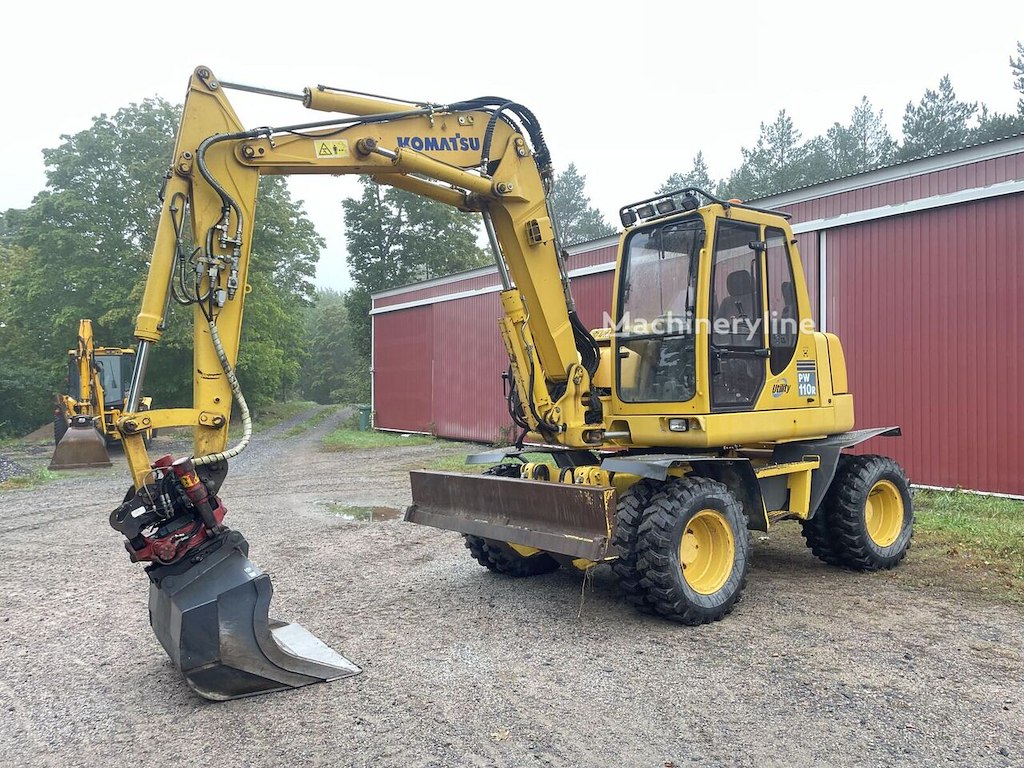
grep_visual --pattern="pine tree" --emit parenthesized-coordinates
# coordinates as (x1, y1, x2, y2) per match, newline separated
(899, 75, 977, 161)
(825, 97, 897, 176)
(548, 164, 614, 245)
(722, 111, 808, 198)
(657, 152, 715, 194)
(1013, 41, 1024, 114)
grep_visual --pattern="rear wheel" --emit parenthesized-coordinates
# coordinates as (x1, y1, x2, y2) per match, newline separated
(822, 454, 913, 571)
(635, 477, 749, 625)
(463, 463, 561, 577)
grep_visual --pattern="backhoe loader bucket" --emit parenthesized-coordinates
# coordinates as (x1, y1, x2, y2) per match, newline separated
(48, 415, 112, 470)
(148, 530, 360, 700)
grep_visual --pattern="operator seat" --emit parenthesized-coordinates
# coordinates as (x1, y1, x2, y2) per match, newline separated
(716, 270, 756, 346)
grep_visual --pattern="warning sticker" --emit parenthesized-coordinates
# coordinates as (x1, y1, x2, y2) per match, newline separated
(315, 139, 349, 159)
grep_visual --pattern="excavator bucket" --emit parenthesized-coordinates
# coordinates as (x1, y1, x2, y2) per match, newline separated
(148, 530, 360, 700)
(49, 415, 112, 470)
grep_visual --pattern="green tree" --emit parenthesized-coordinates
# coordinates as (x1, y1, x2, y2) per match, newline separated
(972, 104, 1024, 144)
(0, 243, 55, 437)
(300, 289, 368, 404)
(824, 97, 897, 176)
(971, 46, 1024, 143)
(898, 75, 977, 161)
(722, 110, 809, 198)
(657, 152, 715, 194)
(548, 163, 614, 245)
(1013, 41, 1024, 114)
(342, 178, 487, 356)
(0, 98, 322, 421)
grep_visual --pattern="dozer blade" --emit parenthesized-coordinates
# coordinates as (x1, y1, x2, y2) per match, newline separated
(48, 416, 112, 470)
(148, 530, 360, 701)
(406, 470, 617, 561)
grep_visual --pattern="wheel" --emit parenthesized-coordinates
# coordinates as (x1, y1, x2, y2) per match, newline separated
(822, 454, 913, 571)
(635, 476, 750, 625)
(800, 505, 844, 566)
(463, 463, 561, 577)
(53, 411, 68, 445)
(610, 479, 659, 611)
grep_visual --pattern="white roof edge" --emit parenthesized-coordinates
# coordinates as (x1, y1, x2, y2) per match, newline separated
(370, 233, 621, 302)
(752, 133, 1024, 209)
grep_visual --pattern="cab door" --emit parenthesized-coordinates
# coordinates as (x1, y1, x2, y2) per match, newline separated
(708, 218, 767, 410)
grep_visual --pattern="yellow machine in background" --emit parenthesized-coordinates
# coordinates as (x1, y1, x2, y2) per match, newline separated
(50, 319, 152, 470)
(105, 67, 913, 702)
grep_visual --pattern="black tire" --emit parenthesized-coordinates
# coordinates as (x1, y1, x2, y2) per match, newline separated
(463, 464, 561, 577)
(635, 477, 750, 625)
(53, 411, 68, 446)
(822, 454, 913, 571)
(610, 479, 659, 611)
(800, 505, 844, 566)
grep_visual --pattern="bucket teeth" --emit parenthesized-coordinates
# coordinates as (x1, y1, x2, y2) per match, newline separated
(49, 418, 112, 470)
(148, 531, 360, 700)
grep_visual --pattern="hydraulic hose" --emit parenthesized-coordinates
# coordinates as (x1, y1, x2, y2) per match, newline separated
(192, 318, 252, 466)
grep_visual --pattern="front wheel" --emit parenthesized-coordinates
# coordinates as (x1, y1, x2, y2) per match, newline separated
(462, 463, 560, 578)
(823, 454, 913, 571)
(635, 477, 750, 625)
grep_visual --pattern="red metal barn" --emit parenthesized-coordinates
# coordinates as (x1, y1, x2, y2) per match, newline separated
(372, 135, 1024, 495)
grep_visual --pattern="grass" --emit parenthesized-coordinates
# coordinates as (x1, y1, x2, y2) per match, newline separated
(912, 488, 1024, 586)
(0, 468, 61, 491)
(322, 428, 434, 452)
(424, 451, 558, 473)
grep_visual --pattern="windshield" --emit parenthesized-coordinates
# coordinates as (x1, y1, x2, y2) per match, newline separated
(616, 217, 704, 403)
(95, 355, 124, 405)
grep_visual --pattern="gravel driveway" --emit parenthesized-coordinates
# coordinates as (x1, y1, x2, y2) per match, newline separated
(1, 407, 1021, 767)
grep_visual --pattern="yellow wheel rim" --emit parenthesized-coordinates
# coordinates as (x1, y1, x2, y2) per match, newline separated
(679, 509, 736, 595)
(865, 479, 904, 547)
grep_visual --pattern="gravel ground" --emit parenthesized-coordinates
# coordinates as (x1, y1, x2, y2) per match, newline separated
(0, 455, 29, 483)
(0, 406, 1022, 768)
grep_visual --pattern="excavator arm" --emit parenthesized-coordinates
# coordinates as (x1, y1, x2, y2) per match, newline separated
(109, 66, 596, 700)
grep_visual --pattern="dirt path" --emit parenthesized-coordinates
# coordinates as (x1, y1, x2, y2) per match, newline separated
(0, 409, 1021, 767)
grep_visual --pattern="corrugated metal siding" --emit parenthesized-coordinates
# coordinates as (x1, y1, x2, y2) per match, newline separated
(429, 293, 511, 443)
(375, 271, 497, 309)
(784, 154, 1024, 223)
(373, 270, 617, 443)
(570, 272, 615, 331)
(374, 242, 618, 309)
(372, 306, 434, 433)
(827, 194, 1023, 494)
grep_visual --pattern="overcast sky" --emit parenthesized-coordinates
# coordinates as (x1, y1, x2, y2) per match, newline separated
(4, 2, 1023, 291)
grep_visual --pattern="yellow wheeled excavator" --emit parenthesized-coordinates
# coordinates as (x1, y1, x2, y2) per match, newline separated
(109, 66, 913, 701)
(50, 319, 153, 470)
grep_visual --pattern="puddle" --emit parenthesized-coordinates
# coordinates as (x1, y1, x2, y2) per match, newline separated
(325, 503, 402, 522)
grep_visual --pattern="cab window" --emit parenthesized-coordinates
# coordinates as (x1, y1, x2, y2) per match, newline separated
(765, 226, 798, 375)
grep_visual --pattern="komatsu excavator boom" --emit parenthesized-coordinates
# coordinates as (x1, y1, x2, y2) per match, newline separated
(110, 67, 912, 702)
